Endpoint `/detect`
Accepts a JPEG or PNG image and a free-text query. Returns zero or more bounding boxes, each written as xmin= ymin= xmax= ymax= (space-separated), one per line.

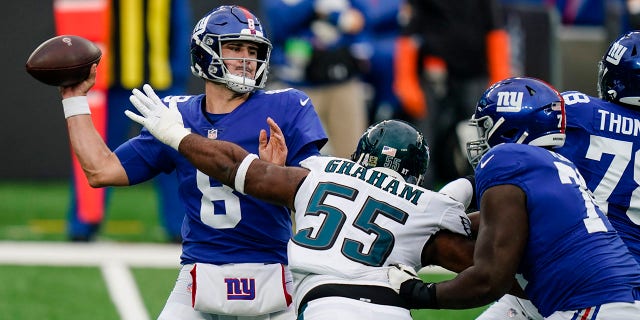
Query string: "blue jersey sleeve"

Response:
xmin=114 ymin=129 xmax=178 ymax=185
xmin=475 ymin=145 xmax=527 ymax=199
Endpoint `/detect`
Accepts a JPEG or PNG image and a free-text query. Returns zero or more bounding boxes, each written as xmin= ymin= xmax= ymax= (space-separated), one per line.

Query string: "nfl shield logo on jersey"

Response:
xmin=207 ymin=129 xmax=218 ymax=140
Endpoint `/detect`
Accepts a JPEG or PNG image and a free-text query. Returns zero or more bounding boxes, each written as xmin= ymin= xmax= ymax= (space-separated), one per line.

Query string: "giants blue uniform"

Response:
xmin=557 ymin=91 xmax=640 ymax=264
xmin=114 ymin=88 xmax=327 ymax=265
xmin=475 ymin=143 xmax=640 ymax=317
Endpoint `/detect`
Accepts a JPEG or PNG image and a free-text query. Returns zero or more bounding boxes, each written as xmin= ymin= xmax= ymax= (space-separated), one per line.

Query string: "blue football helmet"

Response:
xmin=190 ymin=5 xmax=272 ymax=93
xmin=598 ymin=31 xmax=640 ymax=107
xmin=466 ymin=77 xmax=566 ymax=168
xmin=350 ymin=120 xmax=430 ymax=186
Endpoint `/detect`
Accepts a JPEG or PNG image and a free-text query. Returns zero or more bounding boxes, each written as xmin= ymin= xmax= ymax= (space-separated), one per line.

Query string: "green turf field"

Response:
xmin=0 ymin=265 xmax=487 ymax=320
xmin=0 ymin=180 xmax=171 ymax=242
xmin=0 ymin=181 xmax=489 ymax=319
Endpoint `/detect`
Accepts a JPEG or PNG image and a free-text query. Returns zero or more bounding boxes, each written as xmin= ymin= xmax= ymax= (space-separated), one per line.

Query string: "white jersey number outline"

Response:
xmin=196 ymin=170 xmax=242 ymax=228
xmin=554 ymin=159 xmax=608 ymax=233
xmin=562 ymin=92 xmax=640 ymax=225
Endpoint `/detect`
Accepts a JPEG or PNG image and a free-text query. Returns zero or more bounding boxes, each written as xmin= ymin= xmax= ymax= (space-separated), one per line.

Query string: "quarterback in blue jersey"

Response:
xmin=389 ymin=77 xmax=640 ymax=318
xmin=58 ymin=5 xmax=326 ymax=320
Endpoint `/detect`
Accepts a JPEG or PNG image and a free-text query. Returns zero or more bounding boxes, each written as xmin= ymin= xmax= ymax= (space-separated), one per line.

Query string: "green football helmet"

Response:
xmin=350 ymin=120 xmax=430 ymax=186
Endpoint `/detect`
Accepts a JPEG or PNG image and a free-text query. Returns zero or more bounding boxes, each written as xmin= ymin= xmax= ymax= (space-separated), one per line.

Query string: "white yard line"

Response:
xmin=101 ymin=261 xmax=151 ymax=320
xmin=0 ymin=241 xmax=181 ymax=319
xmin=0 ymin=241 xmax=181 ymax=266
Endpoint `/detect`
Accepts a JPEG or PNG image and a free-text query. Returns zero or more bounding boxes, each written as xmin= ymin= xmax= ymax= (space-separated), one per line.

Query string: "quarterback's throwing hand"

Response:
xmin=125 ymin=84 xmax=191 ymax=150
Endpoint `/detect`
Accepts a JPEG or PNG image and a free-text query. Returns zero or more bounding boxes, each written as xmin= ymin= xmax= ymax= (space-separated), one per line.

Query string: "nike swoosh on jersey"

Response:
xmin=300 ymin=97 xmax=310 ymax=106
xmin=480 ymin=154 xmax=495 ymax=168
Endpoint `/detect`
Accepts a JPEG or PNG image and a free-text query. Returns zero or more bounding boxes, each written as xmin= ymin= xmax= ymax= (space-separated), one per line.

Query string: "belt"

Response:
xmin=298 ymin=283 xmax=409 ymax=314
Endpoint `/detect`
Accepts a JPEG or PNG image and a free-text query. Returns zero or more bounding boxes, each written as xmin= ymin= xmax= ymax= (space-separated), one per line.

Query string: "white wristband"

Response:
xmin=234 ymin=154 xmax=259 ymax=194
xmin=62 ymin=96 xmax=91 ymax=119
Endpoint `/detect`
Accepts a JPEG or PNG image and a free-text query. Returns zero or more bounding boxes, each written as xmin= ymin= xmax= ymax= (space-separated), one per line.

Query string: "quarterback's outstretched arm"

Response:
xmin=60 ymin=64 xmax=129 ymax=187
xmin=126 ymin=84 xmax=307 ymax=209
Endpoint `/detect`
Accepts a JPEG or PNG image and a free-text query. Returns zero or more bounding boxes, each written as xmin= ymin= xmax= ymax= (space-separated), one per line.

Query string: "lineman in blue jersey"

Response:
xmin=477 ymin=32 xmax=640 ymax=320
xmin=560 ymin=31 xmax=640 ymax=263
xmin=125 ymin=84 xmax=480 ymax=320
xmin=389 ymin=77 xmax=640 ymax=319
xmin=58 ymin=5 xmax=327 ymax=320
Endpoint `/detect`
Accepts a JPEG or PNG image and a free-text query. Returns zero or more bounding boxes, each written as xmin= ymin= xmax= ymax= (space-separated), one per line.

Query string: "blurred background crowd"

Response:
xmin=2 ymin=0 xmax=638 ymax=242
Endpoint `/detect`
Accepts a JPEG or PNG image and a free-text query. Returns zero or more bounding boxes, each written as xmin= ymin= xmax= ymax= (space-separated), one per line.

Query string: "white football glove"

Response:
xmin=388 ymin=263 xmax=419 ymax=293
xmin=125 ymin=84 xmax=190 ymax=150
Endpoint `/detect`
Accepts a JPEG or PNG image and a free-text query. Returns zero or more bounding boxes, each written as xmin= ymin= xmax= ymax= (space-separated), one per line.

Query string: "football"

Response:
xmin=25 ymin=35 xmax=102 ymax=87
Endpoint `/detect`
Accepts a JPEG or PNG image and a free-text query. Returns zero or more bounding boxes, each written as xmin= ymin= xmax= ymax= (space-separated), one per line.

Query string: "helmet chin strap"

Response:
xmin=353 ymin=153 xmax=366 ymax=165
xmin=225 ymin=74 xmax=256 ymax=93
xmin=486 ymin=117 xmax=504 ymax=142
xmin=223 ymin=60 xmax=267 ymax=93
xmin=516 ymin=131 xmax=529 ymax=144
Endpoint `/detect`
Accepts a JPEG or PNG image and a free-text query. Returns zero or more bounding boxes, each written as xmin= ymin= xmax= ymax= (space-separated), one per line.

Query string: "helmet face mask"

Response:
xmin=350 ymin=120 xmax=430 ymax=186
xmin=598 ymin=31 xmax=640 ymax=107
xmin=466 ymin=77 xmax=566 ymax=169
xmin=191 ymin=6 xmax=272 ymax=93
xmin=466 ymin=114 xmax=495 ymax=169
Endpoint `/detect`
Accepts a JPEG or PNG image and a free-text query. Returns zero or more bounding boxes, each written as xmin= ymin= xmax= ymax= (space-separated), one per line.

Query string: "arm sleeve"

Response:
xmin=114 ymin=132 xmax=176 ymax=185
